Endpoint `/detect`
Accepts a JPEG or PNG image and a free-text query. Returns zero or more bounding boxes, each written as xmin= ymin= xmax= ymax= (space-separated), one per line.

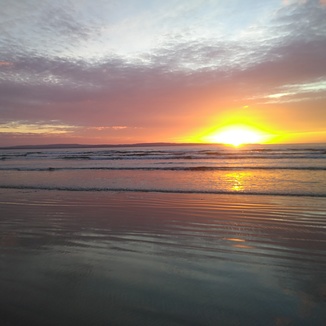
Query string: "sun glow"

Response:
xmin=204 ymin=125 xmax=270 ymax=146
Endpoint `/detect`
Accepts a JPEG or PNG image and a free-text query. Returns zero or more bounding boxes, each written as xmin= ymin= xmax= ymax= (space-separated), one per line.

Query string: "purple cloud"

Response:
xmin=0 ymin=0 xmax=325 ymax=144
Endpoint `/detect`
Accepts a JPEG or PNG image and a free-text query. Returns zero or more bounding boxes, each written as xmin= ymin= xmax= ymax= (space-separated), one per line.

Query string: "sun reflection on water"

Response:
xmin=225 ymin=171 xmax=252 ymax=192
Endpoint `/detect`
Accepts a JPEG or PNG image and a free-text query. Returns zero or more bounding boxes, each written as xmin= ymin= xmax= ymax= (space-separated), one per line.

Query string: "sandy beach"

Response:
xmin=1 ymin=189 xmax=325 ymax=325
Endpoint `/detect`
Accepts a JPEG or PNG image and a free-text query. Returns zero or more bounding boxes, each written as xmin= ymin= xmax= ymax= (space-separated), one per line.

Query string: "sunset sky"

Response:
xmin=1 ymin=0 xmax=326 ymax=146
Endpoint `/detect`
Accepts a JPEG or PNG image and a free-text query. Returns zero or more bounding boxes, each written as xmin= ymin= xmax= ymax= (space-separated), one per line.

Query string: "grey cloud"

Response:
xmin=275 ymin=0 xmax=326 ymax=39
xmin=37 ymin=1 xmax=105 ymax=45
xmin=0 ymin=0 xmax=325 ymax=130
xmin=236 ymin=38 xmax=326 ymax=90
xmin=0 ymin=0 xmax=101 ymax=59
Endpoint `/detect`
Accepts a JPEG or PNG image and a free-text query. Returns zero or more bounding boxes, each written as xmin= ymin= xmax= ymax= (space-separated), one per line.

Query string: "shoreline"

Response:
xmin=0 ymin=186 xmax=325 ymax=198
xmin=1 ymin=188 xmax=325 ymax=325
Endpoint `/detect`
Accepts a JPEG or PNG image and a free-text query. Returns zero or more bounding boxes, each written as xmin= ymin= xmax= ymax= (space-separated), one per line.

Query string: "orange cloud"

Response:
xmin=0 ymin=61 xmax=13 ymax=67
xmin=0 ymin=122 xmax=76 ymax=135
xmin=89 ymin=126 xmax=128 ymax=131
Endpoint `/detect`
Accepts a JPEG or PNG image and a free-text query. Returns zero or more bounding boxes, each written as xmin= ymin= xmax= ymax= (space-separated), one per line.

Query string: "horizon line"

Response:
xmin=1 ymin=141 xmax=325 ymax=150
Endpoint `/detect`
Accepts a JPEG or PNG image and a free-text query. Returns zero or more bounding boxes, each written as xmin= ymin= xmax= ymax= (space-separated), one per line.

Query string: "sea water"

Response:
xmin=1 ymin=143 xmax=326 ymax=325
xmin=0 ymin=143 xmax=325 ymax=196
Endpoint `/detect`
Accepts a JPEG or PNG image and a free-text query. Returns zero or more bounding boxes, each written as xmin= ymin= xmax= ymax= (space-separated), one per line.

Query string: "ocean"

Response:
xmin=1 ymin=143 xmax=326 ymax=325
xmin=0 ymin=143 xmax=325 ymax=196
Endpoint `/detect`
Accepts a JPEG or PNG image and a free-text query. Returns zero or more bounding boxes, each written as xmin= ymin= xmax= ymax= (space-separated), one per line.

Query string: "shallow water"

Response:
xmin=1 ymin=168 xmax=325 ymax=197
xmin=1 ymin=190 xmax=325 ymax=325
xmin=1 ymin=144 xmax=326 ymax=197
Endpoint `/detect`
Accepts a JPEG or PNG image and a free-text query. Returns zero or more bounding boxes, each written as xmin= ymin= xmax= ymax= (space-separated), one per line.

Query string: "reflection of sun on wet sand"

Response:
xmin=1 ymin=189 xmax=325 ymax=325
xmin=226 ymin=237 xmax=253 ymax=249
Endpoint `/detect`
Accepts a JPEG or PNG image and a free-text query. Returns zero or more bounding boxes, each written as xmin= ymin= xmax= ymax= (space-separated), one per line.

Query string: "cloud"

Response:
xmin=0 ymin=0 xmax=325 ymax=144
xmin=0 ymin=61 xmax=13 ymax=67
xmin=0 ymin=121 xmax=77 ymax=134
xmin=256 ymin=80 xmax=326 ymax=103
xmin=89 ymin=126 xmax=128 ymax=131
xmin=283 ymin=0 xmax=326 ymax=5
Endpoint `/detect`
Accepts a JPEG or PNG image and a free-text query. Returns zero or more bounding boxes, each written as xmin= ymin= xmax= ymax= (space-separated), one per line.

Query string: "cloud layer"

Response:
xmin=0 ymin=0 xmax=326 ymax=145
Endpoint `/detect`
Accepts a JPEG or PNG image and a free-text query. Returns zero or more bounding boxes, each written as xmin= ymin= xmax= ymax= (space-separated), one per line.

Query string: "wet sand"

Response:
xmin=1 ymin=189 xmax=325 ymax=325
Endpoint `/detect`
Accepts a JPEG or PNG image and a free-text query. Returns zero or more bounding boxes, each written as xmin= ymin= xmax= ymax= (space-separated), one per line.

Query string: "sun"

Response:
xmin=204 ymin=125 xmax=269 ymax=146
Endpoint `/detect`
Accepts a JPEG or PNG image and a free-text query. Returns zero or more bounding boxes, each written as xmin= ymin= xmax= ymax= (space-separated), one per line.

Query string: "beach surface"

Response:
xmin=1 ymin=189 xmax=325 ymax=325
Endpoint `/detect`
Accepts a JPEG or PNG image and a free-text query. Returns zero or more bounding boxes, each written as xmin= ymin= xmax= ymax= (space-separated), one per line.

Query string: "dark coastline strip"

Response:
xmin=2 ymin=153 xmax=326 ymax=160
xmin=0 ymin=184 xmax=325 ymax=198
xmin=0 ymin=166 xmax=325 ymax=171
